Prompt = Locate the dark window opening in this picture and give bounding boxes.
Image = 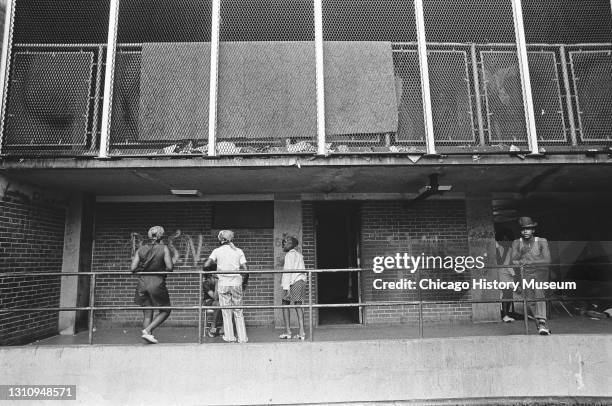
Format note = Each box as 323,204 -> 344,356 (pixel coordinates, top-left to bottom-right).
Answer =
212,201 -> 273,229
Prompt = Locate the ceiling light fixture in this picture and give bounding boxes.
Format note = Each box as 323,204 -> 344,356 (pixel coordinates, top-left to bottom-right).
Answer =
170,189 -> 201,197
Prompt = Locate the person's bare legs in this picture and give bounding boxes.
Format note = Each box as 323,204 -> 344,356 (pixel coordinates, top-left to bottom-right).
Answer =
145,310 -> 171,333
142,310 -> 153,332
295,307 -> 305,337
282,307 -> 292,335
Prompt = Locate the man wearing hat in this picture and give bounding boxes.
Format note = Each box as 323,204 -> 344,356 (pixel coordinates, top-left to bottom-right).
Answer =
510,217 -> 551,335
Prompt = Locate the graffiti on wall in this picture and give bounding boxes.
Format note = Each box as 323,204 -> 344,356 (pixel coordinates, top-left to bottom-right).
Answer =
129,230 -> 210,266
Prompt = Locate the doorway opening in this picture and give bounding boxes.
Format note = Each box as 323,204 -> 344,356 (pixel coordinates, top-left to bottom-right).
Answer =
315,202 -> 361,325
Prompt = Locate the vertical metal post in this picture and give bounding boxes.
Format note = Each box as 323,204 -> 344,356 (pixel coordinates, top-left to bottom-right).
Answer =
511,0 -> 539,154
521,266 -> 529,334
98,0 -> 120,158
314,0 -> 327,156
203,311 -> 208,340
470,44 -> 486,146
308,270 -> 314,341
414,0 -> 436,155
207,0 -> 221,157
559,45 -> 577,146
88,274 -> 97,345
417,268 -> 423,339
0,0 -> 16,154
90,45 -> 105,151
198,272 -> 203,344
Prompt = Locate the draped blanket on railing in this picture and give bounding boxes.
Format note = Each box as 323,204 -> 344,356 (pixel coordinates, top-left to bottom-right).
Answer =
138,41 -> 398,141
140,42 -> 211,142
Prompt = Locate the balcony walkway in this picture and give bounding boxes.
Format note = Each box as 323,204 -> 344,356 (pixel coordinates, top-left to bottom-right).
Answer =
33,313 -> 610,346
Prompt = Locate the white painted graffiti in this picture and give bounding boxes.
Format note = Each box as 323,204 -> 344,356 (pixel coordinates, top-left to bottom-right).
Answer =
129,230 -> 209,266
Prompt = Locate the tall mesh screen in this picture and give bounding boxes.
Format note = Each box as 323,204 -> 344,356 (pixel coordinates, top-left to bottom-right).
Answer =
110,50 -> 141,146
393,49 -> 425,150
522,0 -> 612,146
526,50 -> 566,144
480,51 -> 528,144
322,0 -> 423,154
12,0 -> 110,44
522,0 -> 612,45
428,50 -> 475,148
2,0 -> 109,157
424,0 -> 516,44
215,0 -> 316,155
4,53 -> 94,148
109,0 -> 212,156
424,0 -> 529,150
570,51 -> 612,143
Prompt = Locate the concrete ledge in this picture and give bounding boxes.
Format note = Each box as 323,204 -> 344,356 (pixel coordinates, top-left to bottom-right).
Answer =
1,335 -> 611,405
2,154 -> 612,170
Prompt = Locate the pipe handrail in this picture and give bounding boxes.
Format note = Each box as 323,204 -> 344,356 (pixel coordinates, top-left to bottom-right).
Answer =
1,264 -> 610,344
2,261 -> 609,277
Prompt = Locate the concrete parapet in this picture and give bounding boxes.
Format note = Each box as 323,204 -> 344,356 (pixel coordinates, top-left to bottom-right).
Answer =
1,335 -> 611,405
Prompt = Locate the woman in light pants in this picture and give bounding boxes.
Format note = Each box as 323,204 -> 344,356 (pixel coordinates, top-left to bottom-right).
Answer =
203,230 -> 249,343
217,285 -> 247,342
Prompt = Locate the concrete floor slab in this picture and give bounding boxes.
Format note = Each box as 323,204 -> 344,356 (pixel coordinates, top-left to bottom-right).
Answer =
31,314 -> 611,346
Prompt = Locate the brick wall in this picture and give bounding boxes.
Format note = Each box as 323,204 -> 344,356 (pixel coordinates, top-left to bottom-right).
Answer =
301,202 -> 316,272
92,202 -> 275,328
91,200 -> 474,330
0,195 -> 66,345
360,200 -> 472,324
301,202 -> 317,325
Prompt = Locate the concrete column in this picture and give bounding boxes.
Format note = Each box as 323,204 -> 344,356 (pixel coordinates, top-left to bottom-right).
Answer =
465,194 -> 499,322
58,194 -> 94,335
273,199 -> 303,327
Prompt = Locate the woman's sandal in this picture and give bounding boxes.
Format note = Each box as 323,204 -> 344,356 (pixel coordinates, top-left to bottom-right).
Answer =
279,333 -> 292,339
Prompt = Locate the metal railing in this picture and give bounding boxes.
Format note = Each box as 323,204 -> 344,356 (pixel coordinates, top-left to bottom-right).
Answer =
0,42 -> 610,158
1,264 -> 610,345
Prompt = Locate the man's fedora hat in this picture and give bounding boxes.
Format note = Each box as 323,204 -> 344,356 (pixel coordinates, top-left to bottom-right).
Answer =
518,216 -> 538,228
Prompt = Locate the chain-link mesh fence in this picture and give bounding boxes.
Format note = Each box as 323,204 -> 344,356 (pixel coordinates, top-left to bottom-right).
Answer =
2,0 -> 109,157
321,0 -> 421,154
423,0 -> 529,151
527,49 -> 567,144
570,50 -> 612,143
4,51 -> 95,152
480,50 -> 529,146
428,48 -> 476,151
522,0 -> 612,147
4,0 -> 611,158
108,0 -> 212,157
522,0 -> 612,45
109,49 -> 140,147
12,0 -> 110,45
424,0 -> 516,44
216,0 -> 316,155
392,48 -> 426,152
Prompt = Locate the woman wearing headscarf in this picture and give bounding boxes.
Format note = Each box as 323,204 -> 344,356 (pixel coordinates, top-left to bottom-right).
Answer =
130,226 -> 176,344
203,230 -> 249,343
